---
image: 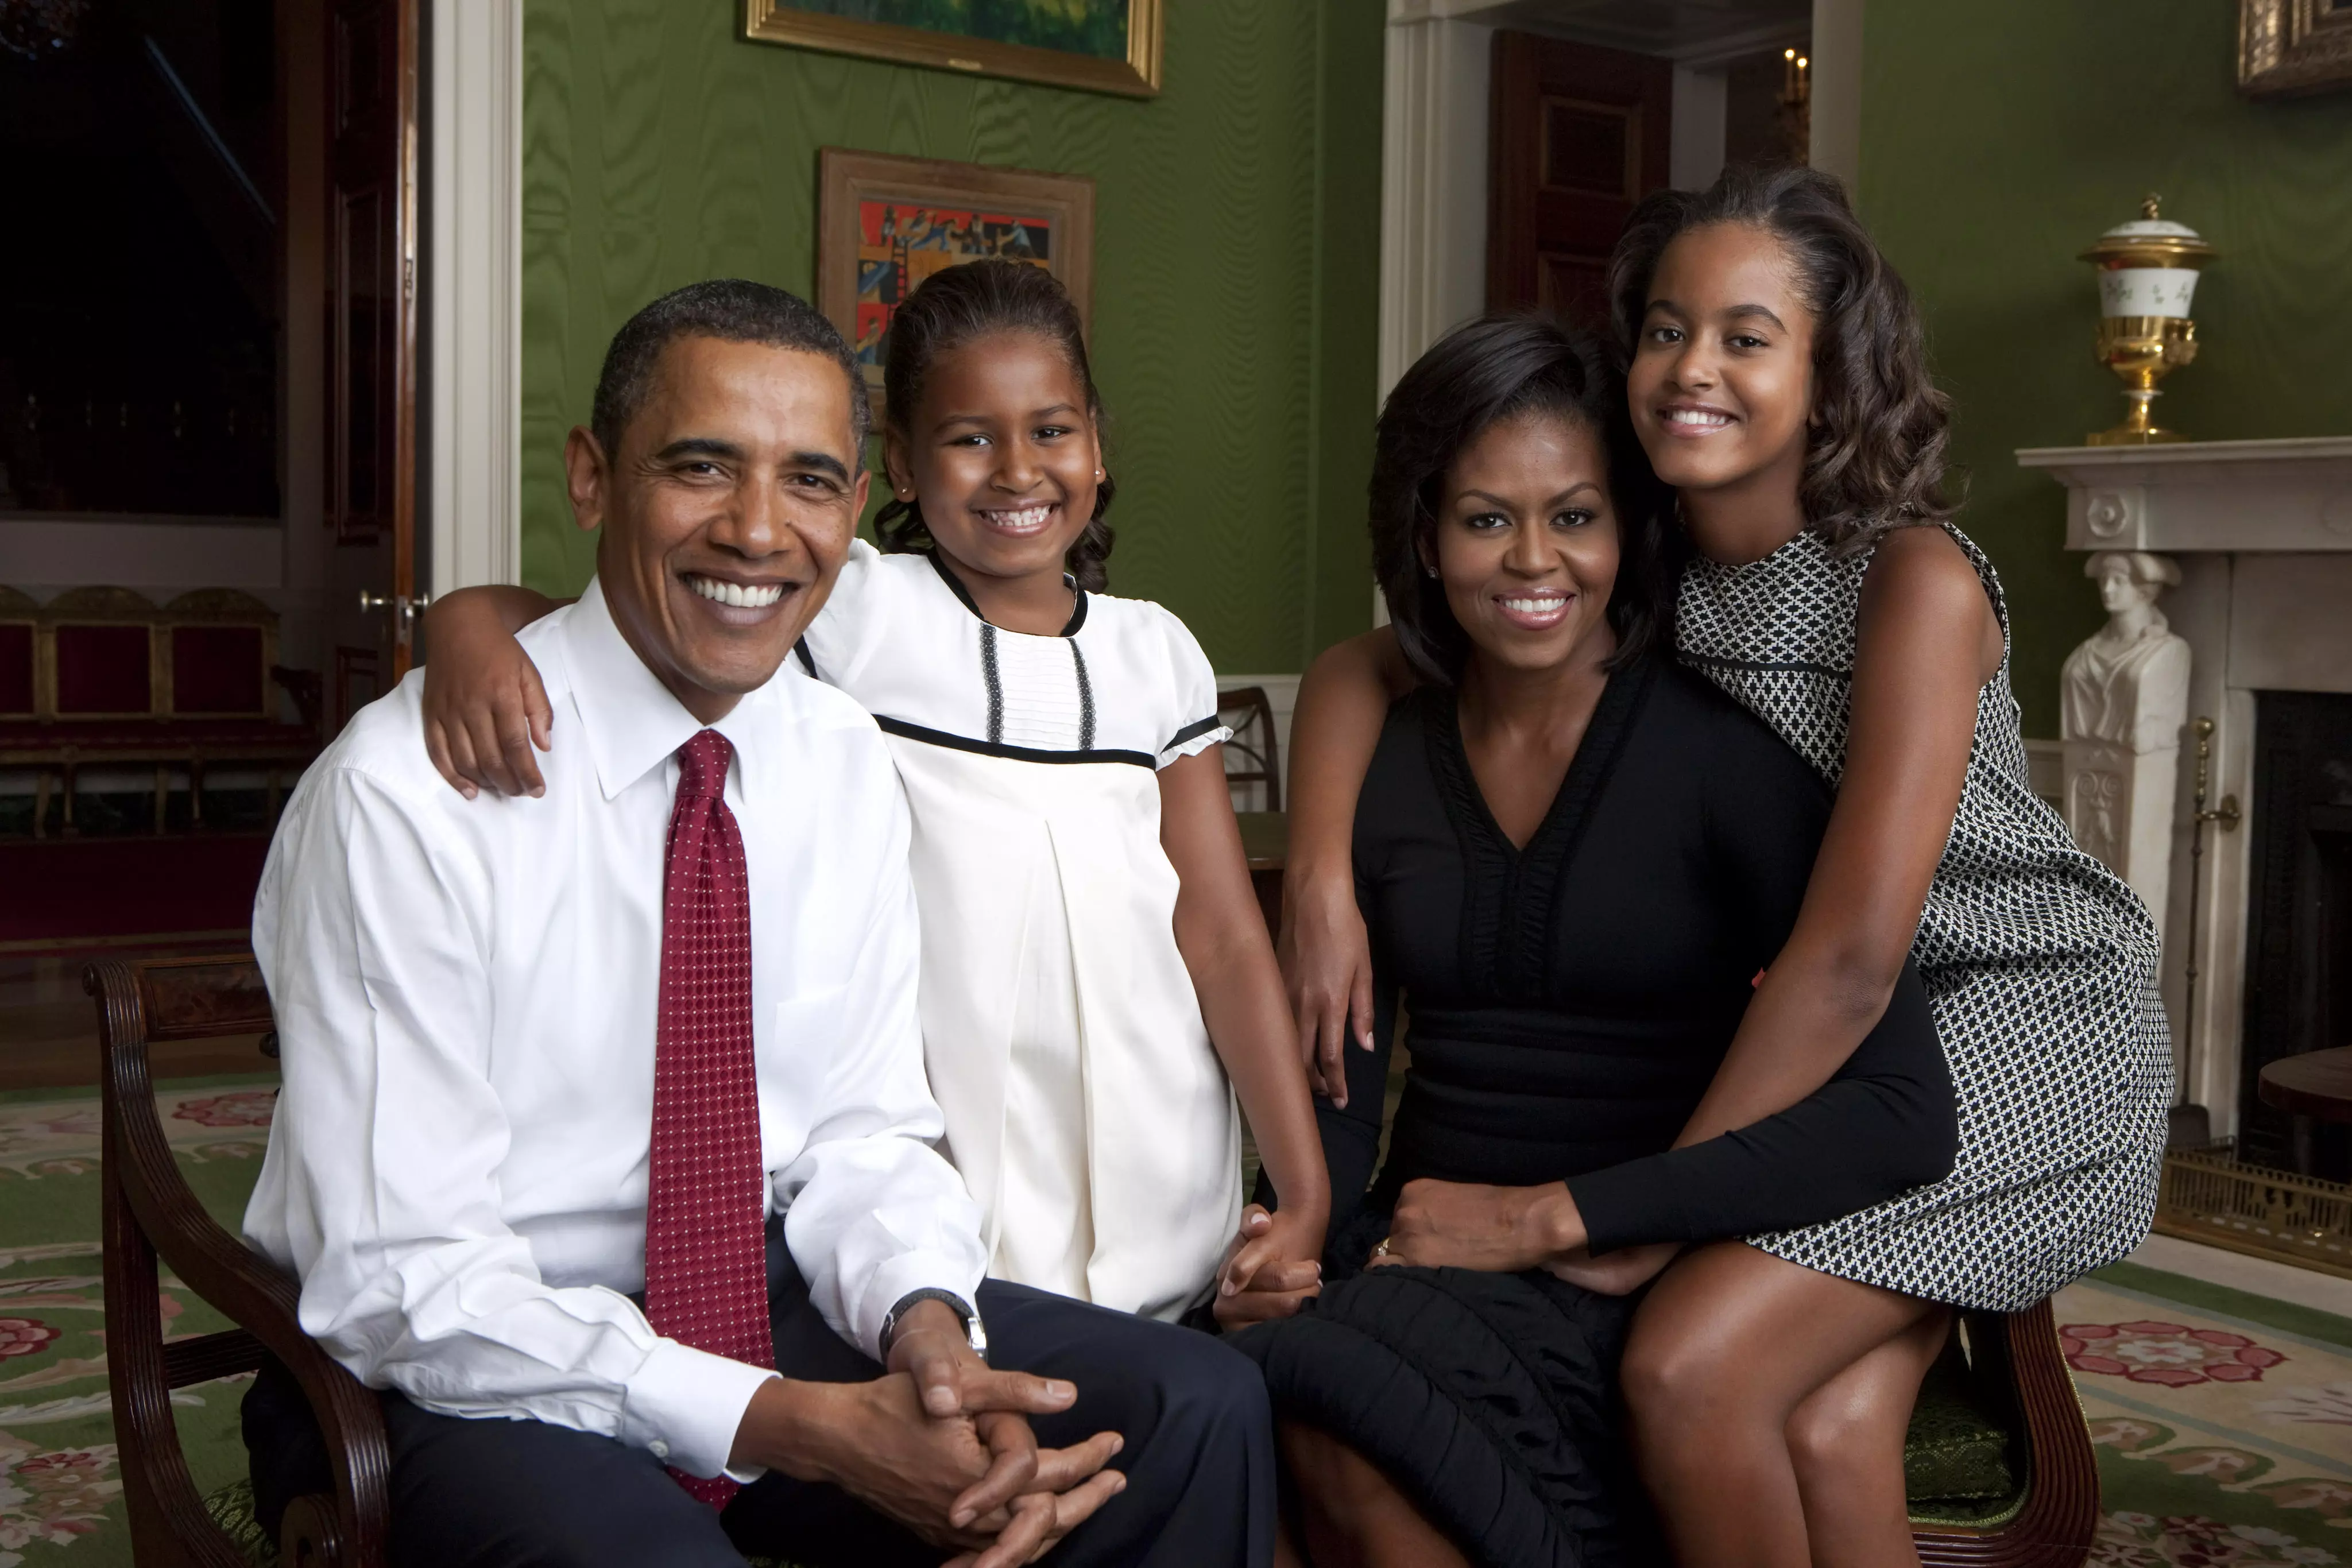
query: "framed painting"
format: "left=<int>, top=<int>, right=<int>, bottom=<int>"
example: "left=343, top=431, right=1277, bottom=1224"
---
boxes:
left=817, top=148, right=1096, bottom=420
left=2240, top=0, right=2352, bottom=95
left=745, top=0, right=1163, bottom=98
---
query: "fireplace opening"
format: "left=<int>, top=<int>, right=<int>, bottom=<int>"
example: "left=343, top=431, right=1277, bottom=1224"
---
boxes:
left=2238, top=691, right=2352, bottom=1180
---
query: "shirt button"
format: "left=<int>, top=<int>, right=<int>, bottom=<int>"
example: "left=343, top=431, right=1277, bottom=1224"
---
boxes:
left=649, top=1440, right=670, bottom=1460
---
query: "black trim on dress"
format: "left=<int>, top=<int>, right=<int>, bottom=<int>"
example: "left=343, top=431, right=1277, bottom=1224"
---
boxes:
left=980, top=624, right=1004, bottom=744
left=1163, top=714, right=1223, bottom=752
left=1071, top=643, right=1097, bottom=750
left=874, top=716, right=1156, bottom=769
left=927, top=549, right=1089, bottom=637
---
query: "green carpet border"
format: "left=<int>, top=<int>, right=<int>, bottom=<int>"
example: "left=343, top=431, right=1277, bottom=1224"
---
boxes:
left=2088, top=1259, right=2352, bottom=1349
left=0, top=1071, right=280, bottom=1106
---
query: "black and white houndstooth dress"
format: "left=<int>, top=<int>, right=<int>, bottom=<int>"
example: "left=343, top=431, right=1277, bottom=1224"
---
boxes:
left=1675, top=523, right=2174, bottom=1313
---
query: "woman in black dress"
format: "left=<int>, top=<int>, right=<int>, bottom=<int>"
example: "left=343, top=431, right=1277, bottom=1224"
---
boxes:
left=1230, top=316, right=1956, bottom=1568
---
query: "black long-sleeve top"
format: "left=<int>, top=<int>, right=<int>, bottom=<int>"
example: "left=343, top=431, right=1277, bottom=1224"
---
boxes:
left=1318, top=657, right=1957, bottom=1257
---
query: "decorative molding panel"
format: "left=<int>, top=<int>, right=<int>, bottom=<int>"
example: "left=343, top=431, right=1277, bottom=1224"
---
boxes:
left=430, top=0, right=523, bottom=594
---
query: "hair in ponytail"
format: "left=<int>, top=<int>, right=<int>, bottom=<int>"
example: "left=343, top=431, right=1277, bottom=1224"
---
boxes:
left=873, top=260, right=1115, bottom=591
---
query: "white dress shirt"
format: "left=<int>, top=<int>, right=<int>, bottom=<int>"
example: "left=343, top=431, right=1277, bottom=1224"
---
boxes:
left=243, top=579, right=988, bottom=1482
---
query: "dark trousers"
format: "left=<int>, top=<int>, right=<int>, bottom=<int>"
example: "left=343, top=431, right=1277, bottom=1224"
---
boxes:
left=245, top=1241, right=1274, bottom=1568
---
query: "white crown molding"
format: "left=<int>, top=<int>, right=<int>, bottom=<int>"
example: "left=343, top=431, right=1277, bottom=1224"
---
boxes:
left=430, top=0, right=524, bottom=594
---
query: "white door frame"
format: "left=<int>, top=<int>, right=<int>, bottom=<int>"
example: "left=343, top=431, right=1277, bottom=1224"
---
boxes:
left=428, top=0, right=524, bottom=595
left=1376, top=0, right=1863, bottom=400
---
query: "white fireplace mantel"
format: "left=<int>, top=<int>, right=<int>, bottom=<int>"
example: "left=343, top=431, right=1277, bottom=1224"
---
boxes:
left=2020, top=436, right=2352, bottom=1137
left=2018, top=436, right=2352, bottom=553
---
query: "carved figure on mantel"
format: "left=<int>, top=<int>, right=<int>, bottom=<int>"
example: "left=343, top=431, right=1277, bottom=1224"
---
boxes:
left=2061, top=551, right=2190, bottom=936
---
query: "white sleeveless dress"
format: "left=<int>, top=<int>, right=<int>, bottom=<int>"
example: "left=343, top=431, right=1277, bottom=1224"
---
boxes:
left=1674, top=524, right=2173, bottom=1312
left=798, top=541, right=1241, bottom=1322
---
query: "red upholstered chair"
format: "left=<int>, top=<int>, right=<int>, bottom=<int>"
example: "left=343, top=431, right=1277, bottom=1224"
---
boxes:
left=0, top=587, right=320, bottom=837
left=160, top=590, right=316, bottom=827
left=0, top=587, right=37, bottom=720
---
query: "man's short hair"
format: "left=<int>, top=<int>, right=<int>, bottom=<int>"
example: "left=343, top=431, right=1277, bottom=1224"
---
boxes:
left=589, top=279, right=871, bottom=457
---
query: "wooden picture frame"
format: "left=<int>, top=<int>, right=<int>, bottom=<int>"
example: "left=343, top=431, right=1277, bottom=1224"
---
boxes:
left=2240, top=0, right=2352, bottom=96
left=817, top=148, right=1096, bottom=421
left=745, top=0, right=1163, bottom=98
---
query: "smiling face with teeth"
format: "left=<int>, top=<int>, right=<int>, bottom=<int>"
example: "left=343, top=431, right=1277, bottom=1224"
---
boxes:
left=883, top=331, right=1102, bottom=636
left=1627, top=222, right=1818, bottom=555
left=1430, top=412, right=1620, bottom=679
left=565, top=334, right=867, bottom=723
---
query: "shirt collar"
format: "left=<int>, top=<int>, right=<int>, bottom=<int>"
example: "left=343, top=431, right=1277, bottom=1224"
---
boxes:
left=562, top=578, right=772, bottom=802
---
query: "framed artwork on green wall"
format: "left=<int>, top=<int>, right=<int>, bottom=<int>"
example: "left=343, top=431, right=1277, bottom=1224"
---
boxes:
left=744, top=0, right=1163, bottom=98
left=817, top=148, right=1096, bottom=418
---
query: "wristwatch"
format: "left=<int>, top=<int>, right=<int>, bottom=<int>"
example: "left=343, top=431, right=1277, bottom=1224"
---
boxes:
left=880, top=1288, right=987, bottom=1364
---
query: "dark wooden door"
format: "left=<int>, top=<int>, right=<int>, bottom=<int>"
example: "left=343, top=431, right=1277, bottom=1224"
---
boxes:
left=1487, top=32, right=1673, bottom=327
left=323, top=0, right=420, bottom=704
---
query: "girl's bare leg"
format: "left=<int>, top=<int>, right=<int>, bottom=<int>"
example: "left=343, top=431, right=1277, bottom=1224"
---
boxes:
left=1784, top=1305, right=1952, bottom=1568
left=1277, top=1420, right=1472, bottom=1568
left=1619, top=1241, right=1939, bottom=1568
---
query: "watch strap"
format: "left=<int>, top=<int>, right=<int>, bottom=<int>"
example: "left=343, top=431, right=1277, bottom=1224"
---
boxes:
left=879, top=1288, right=978, bottom=1360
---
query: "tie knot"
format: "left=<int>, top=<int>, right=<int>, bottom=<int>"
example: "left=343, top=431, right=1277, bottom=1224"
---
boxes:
left=676, top=729, right=733, bottom=803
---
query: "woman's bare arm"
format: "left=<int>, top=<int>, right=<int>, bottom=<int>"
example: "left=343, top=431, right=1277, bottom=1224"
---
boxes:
left=1671, top=525, right=2003, bottom=1149
left=419, top=586, right=563, bottom=798
left=1159, top=748, right=1331, bottom=1325
left=1281, top=626, right=1417, bottom=1105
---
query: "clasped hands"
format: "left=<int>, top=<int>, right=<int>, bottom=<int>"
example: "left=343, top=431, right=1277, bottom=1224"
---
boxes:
left=730, top=1300, right=1123, bottom=1568
left=1370, top=1178, right=1679, bottom=1296
left=1212, top=1203, right=1326, bottom=1329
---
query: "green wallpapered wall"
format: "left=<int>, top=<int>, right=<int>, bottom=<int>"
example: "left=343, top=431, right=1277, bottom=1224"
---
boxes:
left=520, top=0, right=1383, bottom=672
left=1858, top=1, right=2352, bottom=737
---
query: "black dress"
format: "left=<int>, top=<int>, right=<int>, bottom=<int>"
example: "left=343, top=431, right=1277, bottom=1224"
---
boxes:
left=1230, top=658, right=1956, bottom=1568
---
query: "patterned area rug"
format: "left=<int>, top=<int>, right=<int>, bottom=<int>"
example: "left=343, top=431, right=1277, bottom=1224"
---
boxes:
left=0, top=1078, right=2347, bottom=1566
left=0, top=1078, right=275, bottom=1565
left=2060, top=1262, right=2352, bottom=1565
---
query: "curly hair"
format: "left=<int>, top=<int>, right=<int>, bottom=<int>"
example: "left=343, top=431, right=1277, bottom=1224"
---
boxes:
left=872, top=260, right=1115, bottom=591
left=1607, top=165, right=1954, bottom=550
left=1370, top=313, right=1676, bottom=686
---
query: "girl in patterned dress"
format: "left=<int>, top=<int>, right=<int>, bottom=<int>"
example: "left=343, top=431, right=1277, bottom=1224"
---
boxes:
left=1281, top=166, right=2169, bottom=1566
left=415, top=264, right=1331, bottom=1333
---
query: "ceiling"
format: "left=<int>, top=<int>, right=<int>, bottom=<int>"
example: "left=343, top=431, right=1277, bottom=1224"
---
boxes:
left=1421, top=0, right=1811, bottom=64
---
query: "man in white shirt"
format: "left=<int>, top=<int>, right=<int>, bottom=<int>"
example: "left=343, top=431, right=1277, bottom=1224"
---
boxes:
left=241, top=280, right=1274, bottom=1567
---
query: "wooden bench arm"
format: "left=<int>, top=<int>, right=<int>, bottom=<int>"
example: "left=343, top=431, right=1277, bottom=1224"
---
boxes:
left=87, top=959, right=389, bottom=1568
left=1915, top=1298, right=2099, bottom=1567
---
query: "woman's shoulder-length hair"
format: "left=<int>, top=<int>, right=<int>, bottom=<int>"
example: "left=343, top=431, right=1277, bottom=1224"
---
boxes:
left=1370, top=312, right=1677, bottom=686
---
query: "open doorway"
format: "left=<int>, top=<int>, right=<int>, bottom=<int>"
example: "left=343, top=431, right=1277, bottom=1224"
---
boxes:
left=0, top=0, right=420, bottom=1082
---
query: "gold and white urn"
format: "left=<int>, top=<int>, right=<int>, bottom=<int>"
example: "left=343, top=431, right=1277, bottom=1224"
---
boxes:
left=2080, top=196, right=2218, bottom=446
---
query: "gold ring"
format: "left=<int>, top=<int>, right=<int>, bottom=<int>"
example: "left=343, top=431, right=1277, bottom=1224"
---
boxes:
left=1372, top=1237, right=1392, bottom=1258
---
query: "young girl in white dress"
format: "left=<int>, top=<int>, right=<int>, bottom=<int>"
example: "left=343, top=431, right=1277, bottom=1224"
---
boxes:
left=419, top=262, right=1329, bottom=1328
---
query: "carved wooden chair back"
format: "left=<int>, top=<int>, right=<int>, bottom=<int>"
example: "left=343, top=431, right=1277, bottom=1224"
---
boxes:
left=1216, top=686, right=1281, bottom=812
left=87, top=954, right=387, bottom=1567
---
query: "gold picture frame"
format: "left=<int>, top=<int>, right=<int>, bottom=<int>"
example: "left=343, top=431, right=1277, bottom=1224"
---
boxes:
left=745, top=1, right=1163, bottom=98
left=2240, top=0, right=2352, bottom=96
left=817, top=148, right=1096, bottom=420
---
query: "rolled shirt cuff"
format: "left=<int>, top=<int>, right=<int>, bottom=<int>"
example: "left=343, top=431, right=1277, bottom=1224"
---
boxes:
left=853, top=1250, right=989, bottom=1362
left=619, top=1338, right=779, bottom=1481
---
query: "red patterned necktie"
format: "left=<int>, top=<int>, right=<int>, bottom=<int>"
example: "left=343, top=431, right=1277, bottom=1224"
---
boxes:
left=644, top=729, right=773, bottom=1507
